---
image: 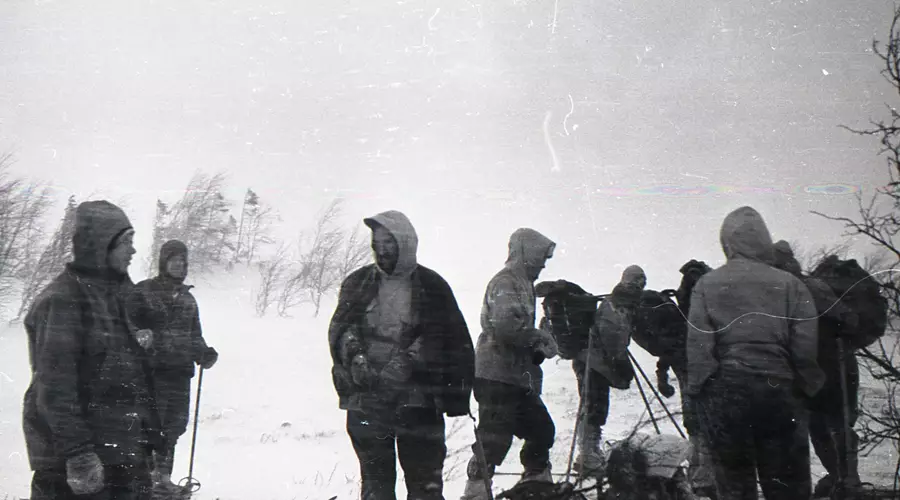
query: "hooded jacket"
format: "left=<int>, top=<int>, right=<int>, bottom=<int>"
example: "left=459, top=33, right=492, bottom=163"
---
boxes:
left=685, top=207, right=824, bottom=397
left=22, top=201, right=156, bottom=471
left=580, top=265, right=646, bottom=389
left=327, top=211, right=475, bottom=417
left=128, top=240, right=211, bottom=377
left=475, top=228, right=557, bottom=394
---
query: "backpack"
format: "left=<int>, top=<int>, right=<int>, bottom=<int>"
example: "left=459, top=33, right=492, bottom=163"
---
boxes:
left=632, top=289, right=685, bottom=359
left=810, top=256, right=889, bottom=350
left=536, top=279, right=603, bottom=360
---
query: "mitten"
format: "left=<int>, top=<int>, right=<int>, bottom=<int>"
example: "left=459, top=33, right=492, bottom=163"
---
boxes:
left=66, top=451, right=105, bottom=495
left=340, top=330, right=365, bottom=367
left=657, top=369, right=675, bottom=398
left=350, top=354, right=376, bottom=388
left=534, top=330, right=559, bottom=360
left=200, top=347, right=218, bottom=369
left=134, top=329, right=154, bottom=350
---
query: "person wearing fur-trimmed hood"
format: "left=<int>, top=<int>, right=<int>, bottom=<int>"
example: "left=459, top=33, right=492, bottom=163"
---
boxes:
left=127, top=239, right=218, bottom=496
left=327, top=210, right=475, bottom=500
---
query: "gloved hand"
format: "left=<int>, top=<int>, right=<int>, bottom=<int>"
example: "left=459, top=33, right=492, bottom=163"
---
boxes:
left=350, top=354, right=376, bottom=389
left=533, top=330, right=559, bottom=360
left=657, top=369, right=675, bottom=398
left=134, top=329, right=153, bottom=350
left=200, top=347, right=218, bottom=369
left=340, top=330, right=365, bottom=367
left=66, top=451, right=105, bottom=495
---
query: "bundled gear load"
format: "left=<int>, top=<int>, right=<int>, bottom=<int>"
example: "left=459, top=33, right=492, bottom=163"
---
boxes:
left=810, top=256, right=889, bottom=350
left=631, top=289, right=683, bottom=360
left=536, top=280, right=604, bottom=360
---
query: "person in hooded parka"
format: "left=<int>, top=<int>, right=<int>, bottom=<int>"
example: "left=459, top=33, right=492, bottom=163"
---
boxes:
left=327, top=210, right=475, bottom=500
left=460, top=228, right=560, bottom=500
left=23, top=200, right=158, bottom=500
left=686, top=207, right=824, bottom=500
left=570, top=265, right=646, bottom=477
left=771, top=240, right=864, bottom=499
left=127, top=240, right=219, bottom=495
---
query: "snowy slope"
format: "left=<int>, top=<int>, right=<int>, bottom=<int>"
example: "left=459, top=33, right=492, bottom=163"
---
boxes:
left=0, top=266, right=893, bottom=499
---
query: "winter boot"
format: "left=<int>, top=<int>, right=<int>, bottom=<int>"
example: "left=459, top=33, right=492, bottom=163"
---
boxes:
left=460, top=455, right=493, bottom=500
left=519, top=465, right=553, bottom=484
left=574, top=426, right=605, bottom=477
left=152, top=450, right=185, bottom=500
left=151, top=470, right=184, bottom=500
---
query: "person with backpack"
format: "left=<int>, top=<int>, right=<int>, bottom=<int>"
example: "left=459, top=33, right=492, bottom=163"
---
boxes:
left=773, top=241, right=884, bottom=499
left=328, top=210, right=475, bottom=500
left=572, top=265, right=646, bottom=477
left=686, top=206, right=824, bottom=500
left=631, top=259, right=716, bottom=499
left=127, top=239, right=219, bottom=496
left=23, top=200, right=159, bottom=500
left=460, top=228, right=559, bottom=500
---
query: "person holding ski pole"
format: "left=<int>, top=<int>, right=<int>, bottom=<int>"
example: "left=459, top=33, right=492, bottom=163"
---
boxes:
left=460, top=228, right=559, bottom=500
left=327, top=210, right=475, bottom=500
left=127, top=239, right=219, bottom=496
left=23, top=200, right=158, bottom=499
left=686, top=207, right=823, bottom=500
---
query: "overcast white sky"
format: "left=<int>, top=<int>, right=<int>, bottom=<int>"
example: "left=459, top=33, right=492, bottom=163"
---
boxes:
left=1, top=0, right=896, bottom=321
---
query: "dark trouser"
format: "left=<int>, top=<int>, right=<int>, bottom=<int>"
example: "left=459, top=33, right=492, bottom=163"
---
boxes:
left=572, top=359, right=611, bottom=432
left=809, top=353, right=861, bottom=489
left=696, top=369, right=811, bottom=500
left=471, top=378, right=556, bottom=477
left=153, top=373, right=192, bottom=475
left=347, top=407, right=446, bottom=500
left=673, top=367, right=714, bottom=492
left=31, top=461, right=152, bottom=500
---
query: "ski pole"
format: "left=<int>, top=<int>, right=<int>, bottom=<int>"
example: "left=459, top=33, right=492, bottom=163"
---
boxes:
left=836, top=337, right=853, bottom=495
left=565, top=310, right=593, bottom=485
left=184, top=366, right=204, bottom=492
left=627, top=350, right=686, bottom=438
left=630, top=359, right=661, bottom=435
left=469, top=412, right=494, bottom=500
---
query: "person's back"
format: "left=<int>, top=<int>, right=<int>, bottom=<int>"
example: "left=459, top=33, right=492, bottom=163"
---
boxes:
left=686, top=206, right=823, bottom=500
left=689, top=257, right=821, bottom=391
left=687, top=208, right=822, bottom=398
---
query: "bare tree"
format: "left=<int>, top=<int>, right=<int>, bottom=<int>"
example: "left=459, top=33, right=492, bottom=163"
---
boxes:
left=335, top=224, right=372, bottom=282
left=234, top=188, right=278, bottom=266
left=812, top=6, right=900, bottom=492
left=272, top=199, right=371, bottom=317
left=255, top=243, right=290, bottom=317
left=151, top=171, right=235, bottom=274
left=788, top=239, right=853, bottom=274
left=16, top=196, right=77, bottom=320
left=0, top=154, right=55, bottom=317
left=301, top=200, right=348, bottom=316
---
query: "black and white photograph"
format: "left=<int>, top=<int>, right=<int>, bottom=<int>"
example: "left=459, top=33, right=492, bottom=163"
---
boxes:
left=1, top=0, right=899, bottom=499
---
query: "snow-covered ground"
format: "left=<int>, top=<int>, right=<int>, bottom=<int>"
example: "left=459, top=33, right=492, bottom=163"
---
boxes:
left=0, top=267, right=895, bottom=499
